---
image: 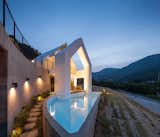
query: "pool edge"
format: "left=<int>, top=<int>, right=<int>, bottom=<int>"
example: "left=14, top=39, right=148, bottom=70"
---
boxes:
left=43, top=92, right=101, bottom=137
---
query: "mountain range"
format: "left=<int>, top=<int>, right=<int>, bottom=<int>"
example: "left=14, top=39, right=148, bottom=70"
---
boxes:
left=93, top=54, right=160, bottom=82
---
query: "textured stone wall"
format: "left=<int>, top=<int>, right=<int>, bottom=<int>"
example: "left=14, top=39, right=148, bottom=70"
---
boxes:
left=0, top=24, right=50, bottom=133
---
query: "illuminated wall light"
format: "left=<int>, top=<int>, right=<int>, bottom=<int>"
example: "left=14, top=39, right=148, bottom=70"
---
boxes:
left=37, top=75, right=43, bottom=90
left=9, top=87, right=16, bottom=97
left=10, top=82, right=17, bottom=97
left=24, top=80, right=30, bottom=91
left=12, top=82, right=18, bottom=88
left=31, top=60, right=35, bottom=63
left=37, top=75, right=42, bottom=82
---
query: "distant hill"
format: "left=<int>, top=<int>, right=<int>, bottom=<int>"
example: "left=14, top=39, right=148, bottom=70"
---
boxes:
left=93, top=54, right=160, bottom=82
left=9, top=35, right=40, bottom=60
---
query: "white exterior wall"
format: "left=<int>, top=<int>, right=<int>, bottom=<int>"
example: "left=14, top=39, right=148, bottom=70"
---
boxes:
left=55, top=38, right=92, bottom=96
left=55, top=51, right=71, bottom=96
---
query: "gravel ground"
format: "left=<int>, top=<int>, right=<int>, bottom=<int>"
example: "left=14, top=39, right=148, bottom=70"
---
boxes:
left=93, top=86, right=160, bottom=137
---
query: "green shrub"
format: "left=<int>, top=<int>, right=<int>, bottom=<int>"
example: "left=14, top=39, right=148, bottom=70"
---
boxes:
left=14, top=108, right=29, bottom=128
left=41, top=91, right=50, bottom=98
left=12, top=90, right=50, bottom=136
left=94, top=80, right=158, bottom=96
left=31, top=96, right=37, bottom=106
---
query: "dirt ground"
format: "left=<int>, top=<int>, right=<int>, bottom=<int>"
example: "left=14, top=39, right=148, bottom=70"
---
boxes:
left=93, top=86, right=160, bottom=137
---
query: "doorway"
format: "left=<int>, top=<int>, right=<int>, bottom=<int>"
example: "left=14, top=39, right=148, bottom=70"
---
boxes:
left=50, top=76, right=54, bottom=92
left=77, top=78, right=84, bottom=90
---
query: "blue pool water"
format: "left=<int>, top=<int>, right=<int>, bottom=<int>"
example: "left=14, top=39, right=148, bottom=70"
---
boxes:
left=47, top=92, right=100, bottom=133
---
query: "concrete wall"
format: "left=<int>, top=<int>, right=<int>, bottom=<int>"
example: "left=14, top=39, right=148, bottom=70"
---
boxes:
left=55, top=38, right=92, bottom=97
left=0, top=24, right=50, bottom=133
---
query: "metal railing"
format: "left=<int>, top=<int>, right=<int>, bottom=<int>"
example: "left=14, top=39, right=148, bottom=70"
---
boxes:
left=0, top=0, right=32, bottom=48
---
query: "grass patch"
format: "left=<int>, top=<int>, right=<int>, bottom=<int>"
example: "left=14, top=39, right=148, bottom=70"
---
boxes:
left=36, top=117, right=43, bottom=137
left=123, top=101, right=136, bottom=120
left=105, top=93, right=122, bottom=137
left=13, top=105, right=31, bottom=129
left=119, top=104, right=126, bottom=120
left=112, top=106, right=119, bottom=119
left=98, top=115, right=112, bottom=130
left=96, top=97, right=112, bottom=136
left=112, top=119, right=121, bottom=136
left=119, top=104, right=134, bottom=137
left=136, top=121, right=148, bottom=137
left=41, top=91, right=50, bottom=98
left=125, top=121, right=134, bottom=137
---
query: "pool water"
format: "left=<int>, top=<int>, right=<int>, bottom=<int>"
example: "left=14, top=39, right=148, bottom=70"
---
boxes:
left=47, top=92, right=100, bottom=133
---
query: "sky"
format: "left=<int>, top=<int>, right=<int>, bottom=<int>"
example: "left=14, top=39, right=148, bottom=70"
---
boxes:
left=6, top=0, right=160, bottom=72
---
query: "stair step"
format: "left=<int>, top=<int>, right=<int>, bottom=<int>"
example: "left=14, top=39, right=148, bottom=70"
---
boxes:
left=24, top=122, right=36, bottom=131
left=20, top=128, right=38, bottom=137
left=34, top=104, right=42, bottom=109
left=29, top=112, right=41, bottom=117
left=30, top=108, right=41, bottom=113
left=27, top=117, right=38, bottom=123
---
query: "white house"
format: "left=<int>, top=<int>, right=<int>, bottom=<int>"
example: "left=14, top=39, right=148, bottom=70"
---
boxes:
left=35, top=38, right=92, bottom=97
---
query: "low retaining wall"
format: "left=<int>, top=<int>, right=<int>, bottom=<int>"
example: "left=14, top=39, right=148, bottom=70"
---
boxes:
left=43, top=93, right=100, bottom=137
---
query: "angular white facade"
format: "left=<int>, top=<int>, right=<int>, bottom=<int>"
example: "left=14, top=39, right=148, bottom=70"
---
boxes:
left=55, top=38, right=92, bottom=96
left=35, top=38, right=92, bottom=97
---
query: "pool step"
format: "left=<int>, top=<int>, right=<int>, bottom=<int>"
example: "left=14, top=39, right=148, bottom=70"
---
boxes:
left=20, top=128, right=38, bottom=137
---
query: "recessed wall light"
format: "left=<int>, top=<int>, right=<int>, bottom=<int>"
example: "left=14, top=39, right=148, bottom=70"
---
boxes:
left=12, top=82, right=18, bottom=88
left=26, top=78, right=30, bottom=81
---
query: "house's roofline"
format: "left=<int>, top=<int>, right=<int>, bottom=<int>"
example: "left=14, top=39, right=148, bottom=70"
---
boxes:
left=34, top=44, right=67, bottom=62
left=34, top=38, right=91, bottom=67
left=57, top=38, right=91, bottom=66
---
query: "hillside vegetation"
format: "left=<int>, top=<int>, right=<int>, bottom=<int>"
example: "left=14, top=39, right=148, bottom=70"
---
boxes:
left=93, top=54, right=160, bottom=82
left=9, top=35, right=40, bottom=60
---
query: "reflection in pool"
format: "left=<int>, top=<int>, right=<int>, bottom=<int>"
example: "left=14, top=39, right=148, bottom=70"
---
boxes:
left=47, top=92, right=100, bottom=133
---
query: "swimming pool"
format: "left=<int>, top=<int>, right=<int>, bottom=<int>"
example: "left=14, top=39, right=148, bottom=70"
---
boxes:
left=43, top=92, right=100, bottom=137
